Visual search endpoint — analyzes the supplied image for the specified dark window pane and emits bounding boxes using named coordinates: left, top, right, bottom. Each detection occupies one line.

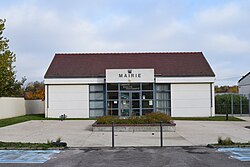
left=142, top=92, right=153, bottom=99
left=108, top=92, right=118, bottom=99
left=132, top=109, right=140, bottom=116
left=142, top=83, right=153, bottom=90
left=121, top=93, right=129, bottom=100
left=108, top=109, right=118, bottom=116
left=132, top=92, right=140, bottom=99
left=108, top=100, right=119, bottom=108
left=120, top=83, right=140, bottom=90
left=142, top=100, right=153, bottom=108
left=107, top=84, right=118, bottom=90
left=132, top=100, right=140, bottom=108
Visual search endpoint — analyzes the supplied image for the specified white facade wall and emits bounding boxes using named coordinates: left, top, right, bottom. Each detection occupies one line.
left=45, top=77, right=215, bottom=118
left=239, top=74, right=250, bottom=97
left=46, top=85, right=89, bottom=118
left=0, top=97, right=26, bottom=119
left=239, top=86, right=250, bottom=98
left=0, top=98, right=45, bottom=119
left=171, top=84, right=214, bottom=117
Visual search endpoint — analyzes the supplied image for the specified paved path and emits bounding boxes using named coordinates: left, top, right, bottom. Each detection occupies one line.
left=0, top=119, right=250, bottom=147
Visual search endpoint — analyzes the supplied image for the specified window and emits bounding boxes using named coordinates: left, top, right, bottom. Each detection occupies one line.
left=156, top=84, right=171, bottom=115
left=107, top=84, right=119, bottom=116
left=89, top=85, right=105, bottom=117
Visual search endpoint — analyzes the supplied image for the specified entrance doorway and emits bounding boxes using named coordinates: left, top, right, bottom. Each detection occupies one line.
left=120, top=92, right=140, bottom=116
left=106, top=83, right=160, bottom=117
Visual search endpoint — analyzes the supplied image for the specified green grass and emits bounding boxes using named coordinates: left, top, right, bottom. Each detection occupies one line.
left=0, top=114, right=96, bottom=128
left=173, top=116, right=244, bottom=121
left=0, top=141, right=63, bottom=149
left=0, top=115, right=244, bottom=128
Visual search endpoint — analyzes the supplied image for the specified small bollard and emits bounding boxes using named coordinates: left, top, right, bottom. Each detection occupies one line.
left=112, top=122, right=114, bottom=148
left=225, top=104, right=228, bottom=121
left=160, top=121, right=163, bottom=147
left=60, top=114, right=67, bottom=121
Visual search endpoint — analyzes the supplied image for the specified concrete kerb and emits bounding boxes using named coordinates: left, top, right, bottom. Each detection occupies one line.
left=92, top=122, right=176, bottom=132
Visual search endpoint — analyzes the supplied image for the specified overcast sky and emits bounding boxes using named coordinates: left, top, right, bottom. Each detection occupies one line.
left=1, top=0, right=249, bottom=85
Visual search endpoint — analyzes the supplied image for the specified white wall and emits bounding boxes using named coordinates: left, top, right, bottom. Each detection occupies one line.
left=25, top=100, right=45, bottom=115
left=0, top=97, right=26, bottom=119
left=171, top=84, right=214, bottom=117
left=239, top=73, right=250, bottom=97
left=239, top=85, right=250, bottom=97
left=47, top=85, right=89, bottom=118
left=0, top=98, right=45, bottom=119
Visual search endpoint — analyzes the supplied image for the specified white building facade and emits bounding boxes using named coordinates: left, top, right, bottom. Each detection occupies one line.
left=44, top=52, right=215, bottom=118
left=238, top=72, right=250, bottom=98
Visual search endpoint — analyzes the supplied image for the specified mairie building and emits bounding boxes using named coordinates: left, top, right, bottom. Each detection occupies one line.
left=44, top=52, right=215, bottom=118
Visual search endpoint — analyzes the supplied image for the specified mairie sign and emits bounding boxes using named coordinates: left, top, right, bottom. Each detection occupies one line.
left=106, top=69, right=154, bottom=83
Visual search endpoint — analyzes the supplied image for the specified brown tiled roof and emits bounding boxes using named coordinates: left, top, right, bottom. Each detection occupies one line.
left=44, top=52, right=215, bottom=78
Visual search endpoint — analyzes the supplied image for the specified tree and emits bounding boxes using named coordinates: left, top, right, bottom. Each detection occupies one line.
left=215, top=94, right=249, bottom=114
left=0, top=19, right=25, bottom=97
left=24, top=81, right=45, bottom=100
left=215, top=85, right=238, bottom=93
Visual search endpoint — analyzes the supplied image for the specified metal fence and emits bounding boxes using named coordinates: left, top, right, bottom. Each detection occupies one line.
left=215, top=93, right=250, bottom=115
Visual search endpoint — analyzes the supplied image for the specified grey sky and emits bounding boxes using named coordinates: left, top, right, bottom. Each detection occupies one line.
left=0, top=0, right=249, bottom=85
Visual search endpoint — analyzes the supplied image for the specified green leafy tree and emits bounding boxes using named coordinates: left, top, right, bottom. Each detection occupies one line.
left=0, top=19, right=25, bottom=97
left=215, top=94, right=249, bottom=114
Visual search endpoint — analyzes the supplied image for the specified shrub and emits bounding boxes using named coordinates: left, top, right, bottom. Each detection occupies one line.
left=144, top=112, right=172, bottom=124
left=217, top=136, right=234, bottom=145
left=96, top=116, right=119, bottom=124
left=96, top=112, right=173, bottom=124
left=218, top=136, right=222, bottom=145
left=223, top=137, right=234, bottom=145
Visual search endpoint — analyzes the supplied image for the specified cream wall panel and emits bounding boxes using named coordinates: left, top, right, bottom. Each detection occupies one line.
left=171, top=84, right=213, bottom=117
left=48, top=85, right=89, bottom=118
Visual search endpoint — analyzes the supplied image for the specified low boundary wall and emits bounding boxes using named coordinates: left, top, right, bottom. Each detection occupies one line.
left=0, top=97, right=44, bottom=119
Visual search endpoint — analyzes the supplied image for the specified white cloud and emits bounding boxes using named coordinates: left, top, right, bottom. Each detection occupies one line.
left=0, top=1, right=250, bottom=86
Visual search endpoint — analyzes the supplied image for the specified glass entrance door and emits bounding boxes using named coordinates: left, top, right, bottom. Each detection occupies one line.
left=121, top=92, right=130, bottom=116
left=120, top=92, right=141, bottom=117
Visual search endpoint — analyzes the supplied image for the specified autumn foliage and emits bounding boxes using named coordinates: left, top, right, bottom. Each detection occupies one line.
left=24, top=81, right=45, bottom=100
left=215, top=85, right=238, bottom=93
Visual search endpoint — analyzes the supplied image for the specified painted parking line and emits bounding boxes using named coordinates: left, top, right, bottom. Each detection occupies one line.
left=218, top=148, right=250, bottom=161
left=0, top=150, right=60, bottom=163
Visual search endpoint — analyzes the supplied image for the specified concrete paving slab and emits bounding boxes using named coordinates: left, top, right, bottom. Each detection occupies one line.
left=0, top=119, right=250, bottom=147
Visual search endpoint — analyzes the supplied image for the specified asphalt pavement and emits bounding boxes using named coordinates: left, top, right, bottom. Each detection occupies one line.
left=1, top=147, right=250, bottom=167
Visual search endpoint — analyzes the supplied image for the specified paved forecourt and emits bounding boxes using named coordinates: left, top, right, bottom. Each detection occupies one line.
left=0, top=119, right=250, bottom=147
